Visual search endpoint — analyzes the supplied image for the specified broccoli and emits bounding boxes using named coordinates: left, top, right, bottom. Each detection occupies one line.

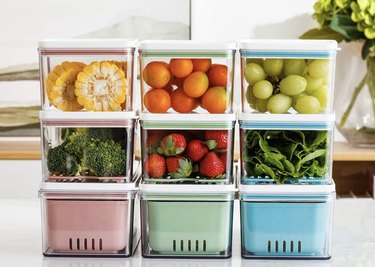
left=81, top=140, right=126, bottom=177
left=64, top=128, right=114, bottom=158
left=47, top=145, right=80, bottom=176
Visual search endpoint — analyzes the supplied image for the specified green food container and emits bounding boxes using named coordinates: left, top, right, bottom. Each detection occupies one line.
left=239, top=113, right=335, bottom=185
left=139, top=184, right=235, bottom=258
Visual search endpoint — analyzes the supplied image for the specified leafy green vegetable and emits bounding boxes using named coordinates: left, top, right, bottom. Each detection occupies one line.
left=242, top=130, right=329, bottom=184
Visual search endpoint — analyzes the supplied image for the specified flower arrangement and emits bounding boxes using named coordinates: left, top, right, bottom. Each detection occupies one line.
left=301, top=0, right=375, bottom=137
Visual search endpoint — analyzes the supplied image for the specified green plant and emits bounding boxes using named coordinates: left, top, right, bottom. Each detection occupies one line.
left=301, top=0, right=375, bottom=129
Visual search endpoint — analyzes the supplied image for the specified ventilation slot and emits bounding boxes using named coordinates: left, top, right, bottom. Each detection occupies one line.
left=92, top=238, right=95, bottom=250
left=171, top=240, right=207, bottom=252
left=68, top=238, right=103, bottom=251
left=99, top=239, right=103, bottom=250
left=84, top=238, right=87, bottom=250
left=267, top=240, right=302, bottom=254
left=77, top=239, right=80, bottom=250
left=69, top=238, right=72, bottom=250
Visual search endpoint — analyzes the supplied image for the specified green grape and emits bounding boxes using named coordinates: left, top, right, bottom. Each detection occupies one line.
left=284, top=59, right=305, bottom=76
left=310, top=85, right=328, bottom=109
left=294, top=95, right=321, bottom=114
left=246, top=84, right=257, bottom=108
left=279, top=75, right=307, bottom=96
left=263, top=59, right=284, bottom=76
left=255, top=98, right=269, bottom=112
left=304, top=75, right=323, bottom=94
left=252, top=80, right=273, bottom=100
left=292, top=92, right=307, bottom=107
left=267, top=94, right=292, bottom=114
left=246, top=58, right=264, bottom=66
left=307, top=59, right=329, bottom=79
left=244, top=63, right=266, bottom=86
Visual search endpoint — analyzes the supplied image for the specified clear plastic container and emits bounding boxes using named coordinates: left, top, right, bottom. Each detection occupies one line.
left=139, top=183, right=235, bottom=258
left=39, top=181, right=138, bottom=257
left=40, top=111, right=137, bottom=183
left=239, top=113, right=335, bottom=185
left=38, top=39, right=137, bottom=112
left=239, top=183, right=335, bottom=259
left=139, top=41, right=236, bottom=114
left=238, top=40, right=339, bottom=114
left=139, top=113, right=236, bottom=184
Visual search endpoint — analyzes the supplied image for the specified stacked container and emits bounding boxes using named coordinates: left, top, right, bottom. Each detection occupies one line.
left=138, top=41, right=237, bottom=258
left=238, top=40, right=339, bottom=259
left=38, top=39, right=139, bottom=257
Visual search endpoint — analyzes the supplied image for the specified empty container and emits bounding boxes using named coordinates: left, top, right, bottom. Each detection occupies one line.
left=240, top=183, right=335, bottom=259
left=40, top=111, right=136, bottom=183
left=140, top=113, right=236, bottom=184
left=38, top=39, right=137, bottom=112
left=239, top=113, right=335, bottom=185
left=138, top=40, right=236, bottom=114
left=139, top=183, right=236, bottom=258
left=40, top=182, right=138, bottom=257
left=238, top=39, right=339, bottom=114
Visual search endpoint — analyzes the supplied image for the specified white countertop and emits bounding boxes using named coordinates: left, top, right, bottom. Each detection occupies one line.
left=1, top=198, right=374, bottom=267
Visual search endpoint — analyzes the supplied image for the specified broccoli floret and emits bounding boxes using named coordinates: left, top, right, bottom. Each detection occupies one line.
left=47, top=145, right=80, bottom=176
left=81, top=140, right=126, bottom=177
left=64, top=128, right=113, bottom=158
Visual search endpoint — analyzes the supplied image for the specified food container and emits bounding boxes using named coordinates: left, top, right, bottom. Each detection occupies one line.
left=139, top=113, right=236, bottom=184
left=38, top=39, right=137, bottom=112
left=239, top=113, right=335, bottom=185
left=138, top=41, right=236, bottom=114
left=239, top=183, right=335, bottom=259
left=139, top=183, right=236, bottom=258
left=39, top=181, right=138, bottom=257
left=238, top=40, right=339, bottom=114
left=40, top=111, right=137, bottom=183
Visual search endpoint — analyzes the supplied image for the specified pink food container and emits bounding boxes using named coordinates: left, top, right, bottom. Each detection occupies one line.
left=39, top=182, right=138, bottom=257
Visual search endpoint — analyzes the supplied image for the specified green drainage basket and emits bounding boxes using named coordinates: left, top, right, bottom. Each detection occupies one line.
left=139, top=183, right=235, bottom=258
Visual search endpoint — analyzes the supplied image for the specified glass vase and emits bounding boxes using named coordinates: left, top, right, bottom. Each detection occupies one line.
left=335, top=42, right=375, bottom=147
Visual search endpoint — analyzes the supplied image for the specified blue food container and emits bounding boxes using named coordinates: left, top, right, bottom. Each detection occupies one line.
left=240, top=183, right=335, bottom=259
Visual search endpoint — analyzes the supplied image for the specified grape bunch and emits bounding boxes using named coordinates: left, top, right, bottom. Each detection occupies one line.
left=244, top=58, right=329, bottom=114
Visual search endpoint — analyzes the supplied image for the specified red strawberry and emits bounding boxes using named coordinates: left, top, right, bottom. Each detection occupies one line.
left=145, top=133, right=163, bottom=154
left=219, top=153, right=227, bottom=172
left=158, top=133, right=186, bottom=156
left=204, top=130, right=228, bottom=150
left=186, top=140, right=210, bottom=162
left=199, top=152, right=225, bottom=178
left=144, top=154, right=166, bottom=178
left=166, top=157, right=192, bottom=179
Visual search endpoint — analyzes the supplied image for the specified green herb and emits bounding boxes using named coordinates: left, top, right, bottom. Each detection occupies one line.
left=242, top=130, right=329, bottom=184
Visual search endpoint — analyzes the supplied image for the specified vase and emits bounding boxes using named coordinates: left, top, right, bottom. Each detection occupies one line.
left=335, top=42, right=375, bottom=147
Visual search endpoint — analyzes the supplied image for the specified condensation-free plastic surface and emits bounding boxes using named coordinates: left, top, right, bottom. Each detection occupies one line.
left=140, top=190, right=235, bottom=258
left=40, top=186, right=137, bottom=257
left=238, top=40, right=338, bottom=115
left=38, top=39, right=136, bottom=112
left=239, top=114, right=334, bottom=185
left=139, top=41, right=236, bottom=114
left=140, top=114, right=235, bottom=185
left=40, top=112, right=136, bottom=183
left=240, top=185, right=335, bottom=259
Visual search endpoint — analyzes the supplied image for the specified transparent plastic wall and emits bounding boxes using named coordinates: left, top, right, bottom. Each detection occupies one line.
left=139, top=41, right=236, bottom=114
left=38, top=39, right=136, bottom=112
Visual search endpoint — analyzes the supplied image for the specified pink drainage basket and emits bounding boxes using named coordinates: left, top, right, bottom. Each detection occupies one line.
left=40, top=183, right=137, bottom=257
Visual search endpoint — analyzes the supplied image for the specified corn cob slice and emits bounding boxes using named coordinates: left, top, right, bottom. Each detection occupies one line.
left=108, top=60, right=128, bottom=78
left=75, top=61, right=127, bottom=111
left=47, top=62, right=85, bottom=111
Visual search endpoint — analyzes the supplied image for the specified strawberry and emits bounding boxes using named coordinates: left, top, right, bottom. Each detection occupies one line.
left=166, top=157, right=192, bottom=179
left=199, top=152, right=225, bottom=178
left=145, top=133, right=163, bottom=154
left=158, top=133, right=186, bottom=156
left=144, top=154, right=166, bottom=178
left=186, top=139, right=212, bottom=162
left=204, top=130, right=228, bottom=150
left=219, top=153, right=227, bottom=172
